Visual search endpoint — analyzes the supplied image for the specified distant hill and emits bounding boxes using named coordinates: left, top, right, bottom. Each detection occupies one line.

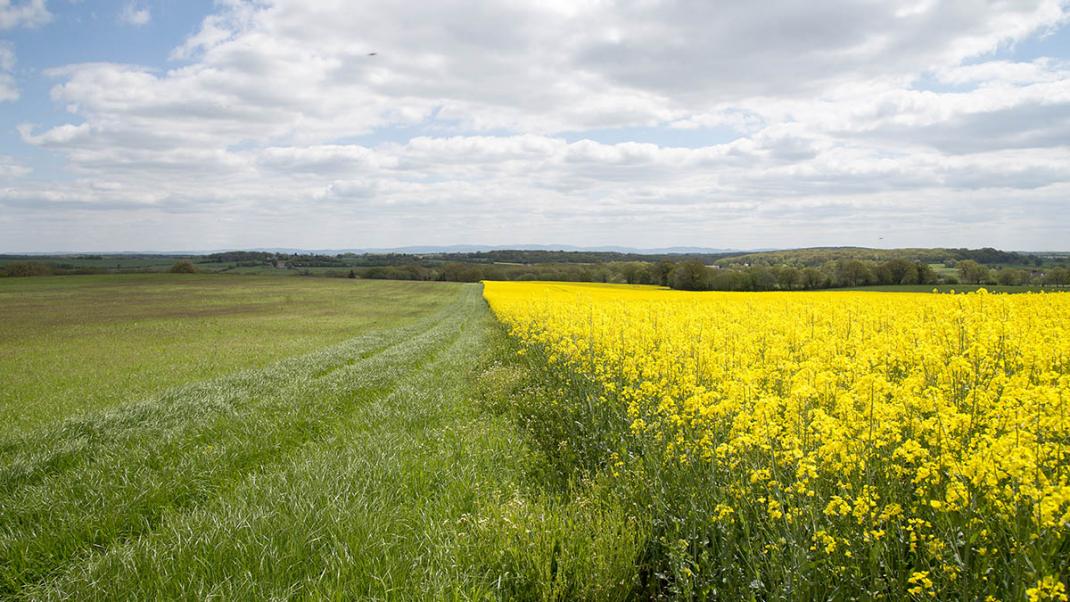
left=239, top=244, right=749, bottom=255
left=714, top=246, right=1042, bottom=267
left=5, top=246, right=1067, bottom=288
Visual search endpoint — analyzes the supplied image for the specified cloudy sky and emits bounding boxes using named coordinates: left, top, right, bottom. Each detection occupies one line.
left=0, top=0, right=1068, bottom=252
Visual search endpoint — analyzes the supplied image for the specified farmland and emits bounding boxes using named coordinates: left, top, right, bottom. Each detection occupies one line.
left=2, top=274, right=1068, bottom=599
left=2, top=276, right=504, bottom=598
left=0, top=275, right=458, bottom=433
left=485, top=282, right=1070, bottom=600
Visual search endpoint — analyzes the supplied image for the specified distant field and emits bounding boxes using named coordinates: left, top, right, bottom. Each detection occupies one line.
left=0, top=274, right=459, bottom=433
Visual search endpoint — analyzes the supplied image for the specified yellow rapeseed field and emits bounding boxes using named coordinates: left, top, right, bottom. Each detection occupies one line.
left=484, top=281, right=1070, bottom=600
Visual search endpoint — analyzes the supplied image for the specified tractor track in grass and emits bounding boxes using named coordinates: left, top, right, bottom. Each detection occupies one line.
left=22, top=285, right=509, bottom=600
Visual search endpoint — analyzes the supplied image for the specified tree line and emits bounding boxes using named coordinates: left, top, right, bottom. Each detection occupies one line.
left=659, top=259, right=1068, bottom=291
left=4, top=249, right=1068, bottom=289
left=347, top=258, right=1069, bottom=290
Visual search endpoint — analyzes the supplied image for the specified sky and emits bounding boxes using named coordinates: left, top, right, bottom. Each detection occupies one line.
left=0, top=0, right=1069, bottom=252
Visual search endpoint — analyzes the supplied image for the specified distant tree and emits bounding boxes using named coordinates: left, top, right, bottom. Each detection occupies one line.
left=652, top=261, right=675, bottom=287
left=916, top=263, right=938, bottom=285
left=617, top=262, right=646, bottom=285
left=996, top=268, right=1029, bottom=286
left=800, top=268, right=828, bottom=289
left=708, top=269, right=748, bottom=291
left=877, top=259, right=919, bottom=285
left=959, top=247, right=1025, bottom=265
left=0, top=261, right=53, bottom=277
left=441, top=262, right=483, bottom=282
left=956, top=260, right=989, bottom=284
left=744, top=266, right=777, bottom=291
left=591, top=266, right=613, bottom=283
left=169, top=261, right=198, bottom=274
left=774, top=266, right=803, bottom=290
left=835, top=260, right=874, bottom=287
left=669, top=261, right=710, bottom=291
left=1043, top=267, right=1070, bottom=286
left=347, top=269, right=357, bottom=279
left=633, top=264, right=659, bottom=285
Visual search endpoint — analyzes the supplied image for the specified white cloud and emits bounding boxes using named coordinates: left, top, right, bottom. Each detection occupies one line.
left=1, top=0, right=53, bottom=102
left=0, top=73, right=17, bottom=101
left=119, top=2, right=150, bottom=27
left=0, top=154, right=29, bottom=179
left=45, top=0, right=1064, bottom=143
left=6, top=0, right=1070, bottom=251
left=0, top=40, right=12, bottom=71
left=0, top=41, right=16, bottom=101
left=0, top=0, right=50, bottom=30
left=936, top=59, right=1068, bottom=86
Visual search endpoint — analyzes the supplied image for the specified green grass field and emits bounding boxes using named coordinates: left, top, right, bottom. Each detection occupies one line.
left=0, top=275, right=457, bottom=433
left=0, top=275, right=638, bottom=599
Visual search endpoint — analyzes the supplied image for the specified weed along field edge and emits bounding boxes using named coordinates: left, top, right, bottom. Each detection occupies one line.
left=1, top=275, right=1068, bottom=599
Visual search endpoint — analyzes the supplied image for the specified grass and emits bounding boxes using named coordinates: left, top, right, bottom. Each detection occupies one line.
left=0, top=274, right=457, bottom=434
left=0, top=275, right=642, bottom=599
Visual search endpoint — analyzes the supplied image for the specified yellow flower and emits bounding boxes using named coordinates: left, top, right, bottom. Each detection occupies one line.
left=908, top=571, right=935, bottom=597
left=713, top=503, right=735, bottom=523
left=482, top=281, right=1070, bottom=598
left=1028, top=576, right=1069, bottom=602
